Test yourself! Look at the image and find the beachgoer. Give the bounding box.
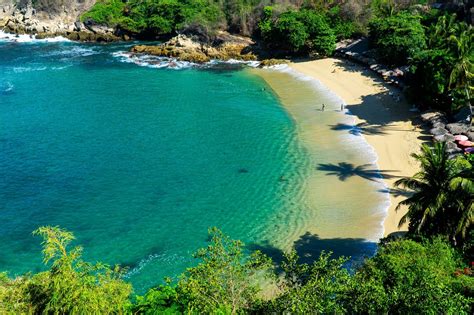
[341,104,344,111]
[322,104,325,111]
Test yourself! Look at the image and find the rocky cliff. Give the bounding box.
[0,0,121,41]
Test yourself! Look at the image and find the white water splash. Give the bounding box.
[0,30,70,43]
[112,51,261,70]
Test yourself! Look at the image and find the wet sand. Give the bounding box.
[256,58,423,239]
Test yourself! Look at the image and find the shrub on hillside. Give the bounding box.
[259,8,336,56]
[369,11,426,65]
[347,238,473,314]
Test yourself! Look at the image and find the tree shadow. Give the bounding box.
[378,187,413,198]
[316,162,399,182]
[330,122,387,136]
[293,58,430,138]
[248,232,377,270]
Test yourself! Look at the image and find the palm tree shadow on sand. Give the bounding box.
[248,232,377,270]
[316,162,399,182]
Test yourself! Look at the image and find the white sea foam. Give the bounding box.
[1,81,14,93]
[13,66,48,73]
[43,46,99,58]
[0,30,70,43]
[123,252,186,278]
[51,65,73,71]
[270,65,391,242]
[113,51,262,70]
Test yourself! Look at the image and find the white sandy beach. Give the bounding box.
[288,58,423,236]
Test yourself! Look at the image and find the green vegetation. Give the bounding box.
[1,225,472,313]
[259,8,336,56]
[395,142,473,246]
[349,238,473,313]
[407,13,473,112]
[0,226,131,313]
[265,251,351,313]
[369,11,426,65]
[81,0,225,37]
[81,1,360,47]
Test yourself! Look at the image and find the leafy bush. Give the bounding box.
[266,251,351,313]
[369,11,426,65]
[82,0,226,37]
[0,226,131,314]
[80,0,126,26]
[326,6,357,40]
[347,238,473,314]
[408,49,455,110]
[259,8,336,56]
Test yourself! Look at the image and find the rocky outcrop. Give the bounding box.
[0,0,121,41]
[421,109,473,158]
[259,58,289,67]
[336,38,407,89]
[131,33,259,63]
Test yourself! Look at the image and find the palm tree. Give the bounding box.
[447,25,473,128]
[395,143,473,244]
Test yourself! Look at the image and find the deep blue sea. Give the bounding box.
[0,38,315,291]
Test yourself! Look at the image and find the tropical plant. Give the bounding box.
[259,8,336,56]
[266,250,351,313]
[395,142,473,244]
[447,25,474,126]
[347,238,473,314]
[0,226,132,313]
[369,11,426,65]
[175,227,272,313]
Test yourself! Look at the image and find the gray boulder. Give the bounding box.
[445,141,462,152]
[432,121,446,129]
[433,134,455,143]
[430,127,449,136]
[421,110,446,123]
[466,131,474,141]
[446,122,469,135]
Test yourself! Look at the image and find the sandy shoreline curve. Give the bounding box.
[267,58,424,237]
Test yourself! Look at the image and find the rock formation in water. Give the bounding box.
[131,32,258,63]
[0,0,120,41]
[130,32,288,66]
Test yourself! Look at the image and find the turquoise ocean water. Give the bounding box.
[0,37,378,292]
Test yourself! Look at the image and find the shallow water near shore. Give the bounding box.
[1,39,382,292]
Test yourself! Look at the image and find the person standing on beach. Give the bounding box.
[322,104,325,111]
[341,103,344,111]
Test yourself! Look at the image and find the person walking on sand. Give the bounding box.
[321,104,325,111]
